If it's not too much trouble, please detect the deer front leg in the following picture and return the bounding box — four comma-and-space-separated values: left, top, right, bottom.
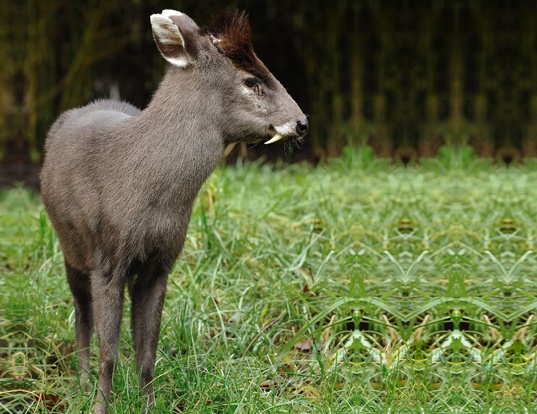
130, 264, 169, 412
91, 270, 126, 414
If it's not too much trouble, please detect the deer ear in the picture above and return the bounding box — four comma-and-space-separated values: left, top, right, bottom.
150, 10, 196, 68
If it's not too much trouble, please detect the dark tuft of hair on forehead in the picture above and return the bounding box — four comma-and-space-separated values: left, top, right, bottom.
207, 9, 272, 85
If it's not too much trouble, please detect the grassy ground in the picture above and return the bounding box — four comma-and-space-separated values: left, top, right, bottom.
2, 150, 537, 413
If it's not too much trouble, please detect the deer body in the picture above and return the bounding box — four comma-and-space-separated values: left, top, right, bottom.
40, 9, 307, 413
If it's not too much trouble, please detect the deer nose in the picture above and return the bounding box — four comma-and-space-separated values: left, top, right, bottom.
296, 118, 308, 136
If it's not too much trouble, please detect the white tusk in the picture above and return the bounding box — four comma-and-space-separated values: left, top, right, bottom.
265, 133, 284, 145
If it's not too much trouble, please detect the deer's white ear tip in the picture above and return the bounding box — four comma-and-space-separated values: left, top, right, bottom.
162, 9, 184, 17
150, 14, 171, 25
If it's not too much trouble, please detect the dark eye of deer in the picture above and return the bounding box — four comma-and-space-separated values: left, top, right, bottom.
244, 77, 258, 88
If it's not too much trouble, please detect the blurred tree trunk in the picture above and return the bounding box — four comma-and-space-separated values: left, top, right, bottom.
1, 2, 23, 163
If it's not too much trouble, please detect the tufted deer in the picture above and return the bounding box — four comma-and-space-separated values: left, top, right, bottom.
40, 9, 307, 413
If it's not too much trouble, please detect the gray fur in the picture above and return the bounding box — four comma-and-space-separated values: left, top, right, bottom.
40, 9, 306, 414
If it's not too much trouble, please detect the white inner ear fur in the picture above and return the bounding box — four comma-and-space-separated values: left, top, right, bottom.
150, 14, 188, 68
164, 56, 189, 67
150, 15, 185, 47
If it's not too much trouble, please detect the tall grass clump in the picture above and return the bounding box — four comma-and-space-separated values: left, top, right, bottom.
2, 155, 537, 412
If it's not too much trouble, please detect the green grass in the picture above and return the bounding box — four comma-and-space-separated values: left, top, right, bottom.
2, 151, 537, 413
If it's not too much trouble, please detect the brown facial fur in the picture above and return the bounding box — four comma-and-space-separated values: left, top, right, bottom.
207, 10, 273, 85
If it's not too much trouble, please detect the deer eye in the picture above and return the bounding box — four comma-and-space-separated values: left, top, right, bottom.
244, 77, 258, 88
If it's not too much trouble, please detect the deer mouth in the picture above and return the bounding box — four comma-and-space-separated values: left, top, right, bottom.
264, 125, 298, 145
265, 132, 285, 145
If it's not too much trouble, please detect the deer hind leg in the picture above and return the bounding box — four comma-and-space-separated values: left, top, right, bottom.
90, 267, 126, 414
65, 261, 93, 391
129, 261, 170, 411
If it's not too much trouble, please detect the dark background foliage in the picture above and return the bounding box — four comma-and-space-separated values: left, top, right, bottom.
1, 0, 536, 185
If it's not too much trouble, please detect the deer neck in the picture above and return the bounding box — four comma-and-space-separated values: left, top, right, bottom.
128, 68, 224, 200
